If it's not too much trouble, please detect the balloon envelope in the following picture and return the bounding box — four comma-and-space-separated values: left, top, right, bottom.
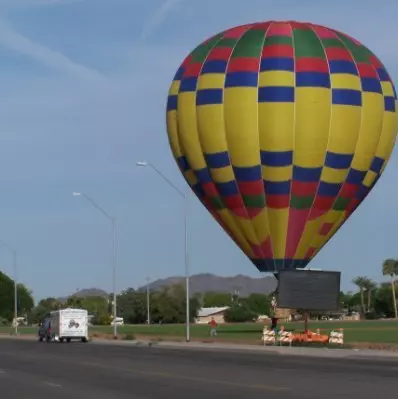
166, 21, 397, 272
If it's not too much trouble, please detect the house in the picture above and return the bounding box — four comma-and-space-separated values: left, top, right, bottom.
195, 307, 230, 324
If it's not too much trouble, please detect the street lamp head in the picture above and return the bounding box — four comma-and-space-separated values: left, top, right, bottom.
136, 161, 148, 167
72, 192, 82, 196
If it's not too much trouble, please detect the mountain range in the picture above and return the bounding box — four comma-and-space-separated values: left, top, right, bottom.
141, 273, 277, 296
68, 273, 277, 298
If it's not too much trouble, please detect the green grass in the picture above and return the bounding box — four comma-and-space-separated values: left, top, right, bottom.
1, 319, 398, 344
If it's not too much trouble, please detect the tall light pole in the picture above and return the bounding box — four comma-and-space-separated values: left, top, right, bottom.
72, 192, 119, 339
146, 277, 150, 325
136, 161, 190, 342
0, 239, 18, 335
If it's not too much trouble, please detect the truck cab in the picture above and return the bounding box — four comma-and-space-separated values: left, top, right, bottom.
38, 317, 52, 342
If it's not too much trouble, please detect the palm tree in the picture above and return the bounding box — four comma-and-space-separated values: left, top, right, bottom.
362, 279, 376, 312
352, 276, 368, 317
382, 259, 398, 318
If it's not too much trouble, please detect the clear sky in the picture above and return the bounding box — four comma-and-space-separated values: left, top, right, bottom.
0, 0, 396, 301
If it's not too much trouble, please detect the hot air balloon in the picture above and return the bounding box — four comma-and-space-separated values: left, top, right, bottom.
166, 20, 397, 273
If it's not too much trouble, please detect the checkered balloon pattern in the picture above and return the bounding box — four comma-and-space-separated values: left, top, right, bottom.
166, 21, 397, 273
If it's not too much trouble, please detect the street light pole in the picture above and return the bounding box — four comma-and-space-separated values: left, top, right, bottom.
111, 217, 118, 338
136, 161, 191, 342
146, 277, 150, 325
183, 192, 190, 342
72, 192, 119, 339
13, 250, 17, 335
0, 239, 18, 335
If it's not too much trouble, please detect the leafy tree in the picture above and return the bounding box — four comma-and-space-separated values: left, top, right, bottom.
27, 297, 63, 324
0, 271, 34, 321
113, 284, 200, 325
17, 283, 35, 315
382, 258, 398, 318
347, 280, 398, 319
189, 295, 201, 322
345, 291, 361, 311
340, 291, 353, 309
68, 296, 109, 325
37, 297, 62, 311
117, 288, 147, 324
240, 293, 271, 316
202, 292, 232, 307
27, 305, 48, 324
152, 285, 187, 323
373, 283, 395, 318
0, 271, 14, 320
81, 296, 109, 316
66, 295, 85, 308
224, 304, 255, 323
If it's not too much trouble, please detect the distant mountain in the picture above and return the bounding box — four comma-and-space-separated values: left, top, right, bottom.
62, 274, 277, 300
138, 273, 277, 296
73, 288, 109, 298
58, 288, 109, 303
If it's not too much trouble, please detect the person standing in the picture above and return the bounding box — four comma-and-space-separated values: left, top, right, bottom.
208, 317, 218, 337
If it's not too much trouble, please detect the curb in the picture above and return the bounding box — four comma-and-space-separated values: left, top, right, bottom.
1, 334, 398, 360
87, 338, 398, 359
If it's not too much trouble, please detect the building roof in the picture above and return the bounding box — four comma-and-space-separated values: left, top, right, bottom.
197, 307, 230, 317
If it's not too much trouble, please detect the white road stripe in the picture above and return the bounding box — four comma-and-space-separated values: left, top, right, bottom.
43, 381, 62, 388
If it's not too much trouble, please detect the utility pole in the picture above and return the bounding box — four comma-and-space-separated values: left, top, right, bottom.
72, 192, 119, 339
136, 161, 191, 342
146, 277, 151, 325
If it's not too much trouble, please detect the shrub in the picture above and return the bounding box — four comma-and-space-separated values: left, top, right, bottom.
224, 305, 256, 323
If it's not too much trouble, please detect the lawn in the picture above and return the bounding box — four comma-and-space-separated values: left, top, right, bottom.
1, 319, 398, 344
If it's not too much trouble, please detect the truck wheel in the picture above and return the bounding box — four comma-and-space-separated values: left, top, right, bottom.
60, 338, 64, 343
66, 338, 71, 343
38, 337, 43, 342
81, 337, 88, 343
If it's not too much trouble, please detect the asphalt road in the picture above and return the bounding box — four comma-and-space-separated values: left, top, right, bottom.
1, 339, 397, 399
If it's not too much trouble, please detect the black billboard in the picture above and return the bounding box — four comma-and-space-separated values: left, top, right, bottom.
276, 269, 341, 311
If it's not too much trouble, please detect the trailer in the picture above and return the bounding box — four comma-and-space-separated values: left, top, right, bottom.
48, 308, 89, 343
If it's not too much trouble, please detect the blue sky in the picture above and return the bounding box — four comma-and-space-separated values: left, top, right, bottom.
0, 0, 396, 301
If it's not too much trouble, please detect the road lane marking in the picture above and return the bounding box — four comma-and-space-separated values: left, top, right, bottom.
43, 381, 62, 388
0, 352, 289, 392
79, 360, 290, 392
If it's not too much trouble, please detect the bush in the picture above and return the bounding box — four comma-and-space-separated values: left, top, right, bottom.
91, 315, 111, 325
224, 305, 256, 323
365, 311, 385, 320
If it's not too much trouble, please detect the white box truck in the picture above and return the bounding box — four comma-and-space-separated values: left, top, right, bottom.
49, 308, 89, 343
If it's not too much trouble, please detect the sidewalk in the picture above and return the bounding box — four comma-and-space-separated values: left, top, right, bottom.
89, 337, 398, 360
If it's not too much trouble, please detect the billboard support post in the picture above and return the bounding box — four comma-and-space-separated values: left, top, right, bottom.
304, 310, 309, 333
